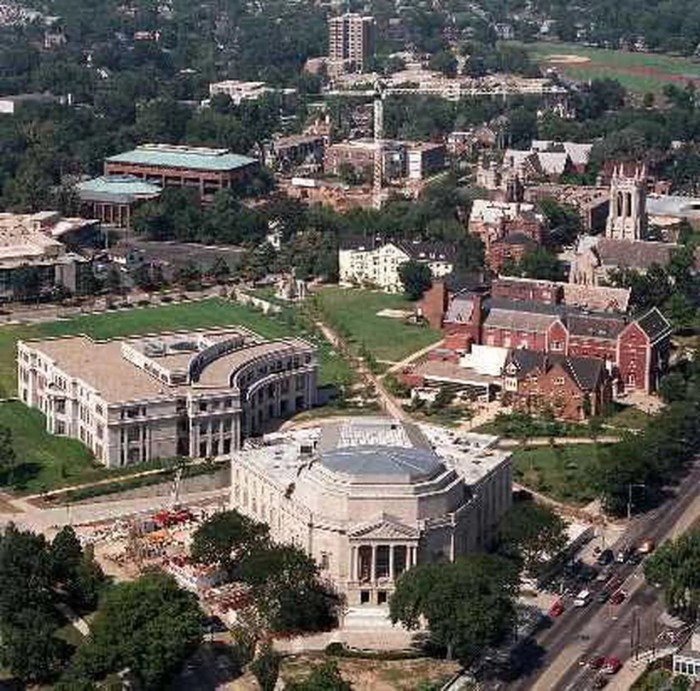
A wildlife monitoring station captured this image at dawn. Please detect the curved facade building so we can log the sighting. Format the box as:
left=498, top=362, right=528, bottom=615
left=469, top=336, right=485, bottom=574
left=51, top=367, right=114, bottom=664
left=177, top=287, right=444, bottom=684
left=230, top=417, right=512, bottom=607
left=18, top=327, right=317, bottom=467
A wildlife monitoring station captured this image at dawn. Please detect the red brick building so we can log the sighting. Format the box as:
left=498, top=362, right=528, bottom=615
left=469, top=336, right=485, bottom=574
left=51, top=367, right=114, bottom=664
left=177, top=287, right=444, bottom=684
left=503, top=349, right=613, bottom=421
left=104, top=144, right=258, bottom=201
left=467, top=200, right=546, bottom=271
left=424, top=284, right=671, bottom=393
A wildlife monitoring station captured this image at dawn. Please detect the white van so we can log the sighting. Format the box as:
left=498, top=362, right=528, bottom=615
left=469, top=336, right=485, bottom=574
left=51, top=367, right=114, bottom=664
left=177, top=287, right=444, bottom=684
left=574, top=589, right=591, bottom=607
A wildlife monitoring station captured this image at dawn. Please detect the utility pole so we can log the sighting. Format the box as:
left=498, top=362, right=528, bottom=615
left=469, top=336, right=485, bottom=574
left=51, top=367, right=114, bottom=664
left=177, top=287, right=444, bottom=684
left=627, top=482, right=646, bottom=520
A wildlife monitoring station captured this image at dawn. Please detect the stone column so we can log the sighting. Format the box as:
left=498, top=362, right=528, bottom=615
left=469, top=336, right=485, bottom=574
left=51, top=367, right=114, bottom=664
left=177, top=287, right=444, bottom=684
left=349, top=546, right=356, bottom=581
left=371, top=544, right=377, bottom=583
left=389, top=545, right=395, bottom=581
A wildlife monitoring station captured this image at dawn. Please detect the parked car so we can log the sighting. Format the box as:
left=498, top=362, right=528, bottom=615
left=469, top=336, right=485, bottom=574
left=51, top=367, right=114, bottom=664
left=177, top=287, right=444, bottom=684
left=638, top=540, right=655, bottom=555
left=616, top=545, right=634, bottom=563
left=574, top=589, right=592, bottom=607
left=610, top=590, right=627, bottom=606
left=596, top=589, right=611, bottom=604
left=603, top=656, right=622, bottom=674
left=596, top=549, right=614, bottom=566
left=593, top=674, right=609, bottom=688
left=549, top=599, right=565, bottom=618
left=589, top=655, right=606, bottom=670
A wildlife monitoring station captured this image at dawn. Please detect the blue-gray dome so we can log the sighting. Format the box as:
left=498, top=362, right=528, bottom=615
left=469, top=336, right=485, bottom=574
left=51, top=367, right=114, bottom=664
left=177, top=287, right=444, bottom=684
left=320, top=445, right=444, bottom=483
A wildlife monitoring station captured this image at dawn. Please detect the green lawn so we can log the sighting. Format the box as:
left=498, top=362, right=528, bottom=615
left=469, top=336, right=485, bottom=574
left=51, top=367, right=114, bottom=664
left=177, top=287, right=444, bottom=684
left=517, top=40, right=700, bottom=94
left=604, top=403, right=652, bottom=431
left=0, top=297, right=355, bottom=493
left=512, top=443, right=606, bottom=507
left=315, top=288, right=442, bottom=362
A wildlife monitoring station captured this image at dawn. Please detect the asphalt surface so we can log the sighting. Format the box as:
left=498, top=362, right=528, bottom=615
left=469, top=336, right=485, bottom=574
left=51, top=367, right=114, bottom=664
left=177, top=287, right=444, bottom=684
left=504, top=459, right=700, bottom=691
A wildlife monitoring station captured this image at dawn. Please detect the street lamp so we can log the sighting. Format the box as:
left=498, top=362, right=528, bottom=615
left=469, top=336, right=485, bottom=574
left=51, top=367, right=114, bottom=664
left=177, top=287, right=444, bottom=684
left=627, top=483, right=646, bottom=521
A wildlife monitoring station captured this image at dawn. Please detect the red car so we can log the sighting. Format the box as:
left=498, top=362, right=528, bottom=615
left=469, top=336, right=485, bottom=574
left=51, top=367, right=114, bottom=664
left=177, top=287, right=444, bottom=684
left=589, top=655, right=606, bottom=670
left=610, top=590, right=627, bottom=606
left=603, top=657, right=622, bottom=674
left=548, top=599, right=565, bottom=618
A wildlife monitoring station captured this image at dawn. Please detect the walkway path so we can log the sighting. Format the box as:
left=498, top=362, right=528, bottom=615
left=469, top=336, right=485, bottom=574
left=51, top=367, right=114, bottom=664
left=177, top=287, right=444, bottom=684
left=315, top=320, right=408, bottom=421
left=385, top=338, right=443, bottom=374
left=497, top=435, right=621, bottom=448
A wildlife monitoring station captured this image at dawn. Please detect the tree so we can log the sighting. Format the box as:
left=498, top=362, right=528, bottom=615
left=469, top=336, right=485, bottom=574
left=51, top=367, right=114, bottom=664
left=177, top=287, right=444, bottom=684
left=497, top=502, right=568, bottom=576
left=287, top=660, right=351, bottom=690
left=50, top=525, right=83, bottom=584
left=238, top=544, right=343, bottom=634
left=659, top=371, right=688, bottom=403
left=429, top=50, right=458, bottom=77
left=538, top=199, right=582, bottom=247
left=517, top=248, right=566, bottom=281
left=398, top=261, right=432, bottom=300
left=190, top=510, right=269, bottom=575
left=644, top=530, right=700, bottom=621
left=0, top=608, right=71, bottom=683
left=69, top=545, right=107, bottom=611
left=250, top=646, right=281, bottom=691
left=63, top=572, right=203, bottom=689
left=0, top=425, right=16, bottom=484
left=390, top=555, right=519, bottom=664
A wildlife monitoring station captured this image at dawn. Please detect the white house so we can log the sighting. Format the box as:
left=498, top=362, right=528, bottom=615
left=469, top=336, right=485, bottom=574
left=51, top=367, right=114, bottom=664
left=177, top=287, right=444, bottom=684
left=338, top=239, right=455, bottom=293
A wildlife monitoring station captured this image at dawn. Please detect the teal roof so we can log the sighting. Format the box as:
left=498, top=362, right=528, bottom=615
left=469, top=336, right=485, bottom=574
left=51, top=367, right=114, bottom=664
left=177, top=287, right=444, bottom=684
left=105, top=144, right=257, bottom=172
left=77, top=176, right=162, bottom=204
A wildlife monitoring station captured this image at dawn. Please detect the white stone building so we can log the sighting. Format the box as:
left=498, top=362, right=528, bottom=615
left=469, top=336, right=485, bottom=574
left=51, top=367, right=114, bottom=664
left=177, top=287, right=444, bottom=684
left=338, top=240, right=455, bottom=293
left=18, top=327, right=317, bottom=467
left=230, top=418, right=512, bottom=607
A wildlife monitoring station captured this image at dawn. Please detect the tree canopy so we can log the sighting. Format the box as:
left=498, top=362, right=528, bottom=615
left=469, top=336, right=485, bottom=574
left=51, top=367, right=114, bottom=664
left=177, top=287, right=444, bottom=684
left=63, top=571, right=204, bottom=689
left=390, top=555, right=519, bottom=665
left=497, top=502, right=568, bottom=576
left=398, top=260, right=432, bottom=301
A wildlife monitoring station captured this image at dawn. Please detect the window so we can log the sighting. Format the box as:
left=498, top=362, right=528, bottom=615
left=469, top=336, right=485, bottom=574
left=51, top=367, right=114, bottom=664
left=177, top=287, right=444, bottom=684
left=55, top=399, right=66, bottom=414
left=551, top=340, right=563, bottom=351
left=377, top=591, right=388, bottom=605
left=320, top=553, right=330, bottom=570
left=223, top=439, right=231, bottom=454
left=553, top=377, right=565, bottom=386
left=360, top=590, right=370, bottom=604
left=55, top=421, right=65, bottom=435
left=199, top=401, right=207, bottom=412
left=199, top=441, right=208, bottom=457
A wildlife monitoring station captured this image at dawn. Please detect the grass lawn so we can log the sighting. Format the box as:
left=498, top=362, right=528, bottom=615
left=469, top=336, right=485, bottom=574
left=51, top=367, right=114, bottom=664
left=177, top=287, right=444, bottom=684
left=512, top=443, right=606, bottom=507
left=316, top=288, right=442, bottom=362
left=0, top=297, right=355, bottom=493
left=517, top=40, right=700, bottom=94
left=604, top=403, right=652, bottom=431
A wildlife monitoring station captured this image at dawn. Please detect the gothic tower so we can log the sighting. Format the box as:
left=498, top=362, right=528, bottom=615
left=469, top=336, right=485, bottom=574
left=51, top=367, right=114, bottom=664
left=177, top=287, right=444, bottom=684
left=605, top=164, right=647, bottom=241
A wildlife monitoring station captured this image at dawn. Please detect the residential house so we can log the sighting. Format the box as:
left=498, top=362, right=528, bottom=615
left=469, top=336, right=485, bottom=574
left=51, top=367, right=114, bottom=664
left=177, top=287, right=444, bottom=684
left=503, top=349, right=612, bottom=421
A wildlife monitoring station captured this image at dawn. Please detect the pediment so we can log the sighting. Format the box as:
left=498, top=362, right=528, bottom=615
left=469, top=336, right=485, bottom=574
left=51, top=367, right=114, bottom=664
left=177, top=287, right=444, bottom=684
left=348, top=516, right=420, bottom=541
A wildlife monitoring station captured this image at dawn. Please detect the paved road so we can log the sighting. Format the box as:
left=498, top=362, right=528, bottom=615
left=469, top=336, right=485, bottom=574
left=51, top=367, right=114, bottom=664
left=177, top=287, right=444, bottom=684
left=504, top=459, right=700, bottom=691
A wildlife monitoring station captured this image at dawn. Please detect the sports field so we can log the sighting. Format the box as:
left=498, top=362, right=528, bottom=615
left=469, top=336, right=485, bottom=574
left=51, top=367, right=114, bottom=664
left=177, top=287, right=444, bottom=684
left=519, top=41, right=700, bottom=94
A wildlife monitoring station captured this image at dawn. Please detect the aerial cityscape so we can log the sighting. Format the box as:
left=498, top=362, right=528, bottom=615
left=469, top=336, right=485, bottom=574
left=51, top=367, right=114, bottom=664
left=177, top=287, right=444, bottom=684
left=3, top=0, right=700, bottom=688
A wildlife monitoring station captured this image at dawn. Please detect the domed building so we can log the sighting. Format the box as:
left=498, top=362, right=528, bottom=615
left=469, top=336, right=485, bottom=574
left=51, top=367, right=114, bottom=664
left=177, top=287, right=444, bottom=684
left=230, top=417, right=512, bottom=607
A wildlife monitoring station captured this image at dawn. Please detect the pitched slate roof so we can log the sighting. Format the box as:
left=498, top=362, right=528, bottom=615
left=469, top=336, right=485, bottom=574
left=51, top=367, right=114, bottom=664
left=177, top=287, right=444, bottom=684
left=636, top=307, right=672, bottom=343
left=395, top=240, right=457, bottom=263
left=566, top=314, right=626, bottom=340
left=506, top=349, right=606, bottom=391
left=596, top=238, right=675, bottom=270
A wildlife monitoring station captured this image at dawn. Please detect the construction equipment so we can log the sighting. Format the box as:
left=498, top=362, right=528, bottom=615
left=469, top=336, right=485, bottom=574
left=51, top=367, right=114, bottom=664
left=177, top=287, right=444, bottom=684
left=373, top=79, right=386, bottom=209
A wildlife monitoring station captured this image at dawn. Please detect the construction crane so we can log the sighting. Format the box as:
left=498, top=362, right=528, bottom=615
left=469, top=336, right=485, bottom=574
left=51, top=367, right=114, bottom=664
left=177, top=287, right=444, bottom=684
left=324, top=81, right=389, bottom=209
left=373, top=79, right=386, bottom=210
